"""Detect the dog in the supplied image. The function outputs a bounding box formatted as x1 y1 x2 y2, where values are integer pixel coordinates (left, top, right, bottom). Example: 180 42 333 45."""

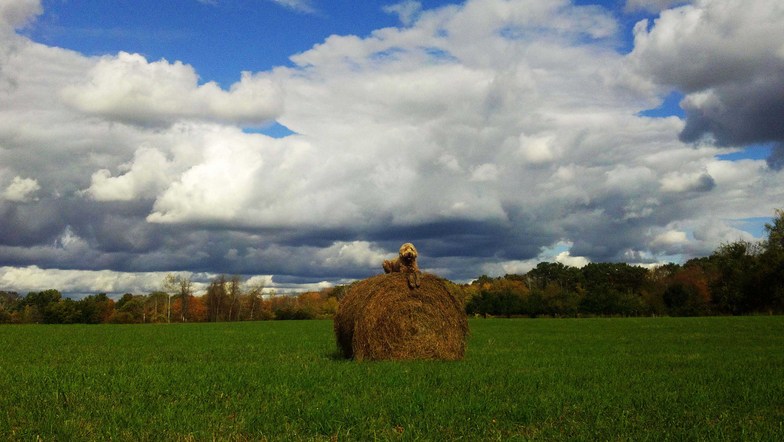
383 242 421 288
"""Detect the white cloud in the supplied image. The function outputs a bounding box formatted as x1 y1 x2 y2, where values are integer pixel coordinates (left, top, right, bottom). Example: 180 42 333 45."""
1 0 783 291
0 0 41 31
630 0 782 89
62 52 282 127
146 127 266 224
518 134 556 164
482 241 591 276
318 241 390 269
0 265 224 297
629 0 784 150
659 170 715 193
383 1 423 26
82 147 173 201
651 229 689 248
2 176 40 201
554 251 589 268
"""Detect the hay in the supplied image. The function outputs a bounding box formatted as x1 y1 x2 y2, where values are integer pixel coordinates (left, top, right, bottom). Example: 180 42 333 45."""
334 272 468 361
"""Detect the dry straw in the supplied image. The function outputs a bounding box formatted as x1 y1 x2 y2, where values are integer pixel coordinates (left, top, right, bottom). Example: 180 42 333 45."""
334 272 468 361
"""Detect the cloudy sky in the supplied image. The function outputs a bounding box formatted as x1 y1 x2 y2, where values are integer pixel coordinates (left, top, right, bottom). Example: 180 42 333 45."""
1 0 782 297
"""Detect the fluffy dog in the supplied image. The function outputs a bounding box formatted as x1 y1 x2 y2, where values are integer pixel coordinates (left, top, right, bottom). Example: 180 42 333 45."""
383 242 421 288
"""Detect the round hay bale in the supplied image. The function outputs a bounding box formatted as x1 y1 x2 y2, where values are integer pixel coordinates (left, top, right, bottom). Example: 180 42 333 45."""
334 272 468 361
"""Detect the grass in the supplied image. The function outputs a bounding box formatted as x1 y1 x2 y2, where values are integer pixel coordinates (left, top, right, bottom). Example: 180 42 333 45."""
1 317 783 440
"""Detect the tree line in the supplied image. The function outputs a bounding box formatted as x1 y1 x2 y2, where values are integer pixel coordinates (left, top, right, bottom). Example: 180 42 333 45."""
463 210 784 317
0 275 344 324
1 210 782 323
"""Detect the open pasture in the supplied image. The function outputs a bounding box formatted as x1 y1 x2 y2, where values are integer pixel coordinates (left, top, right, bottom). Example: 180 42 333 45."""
1 317 783 440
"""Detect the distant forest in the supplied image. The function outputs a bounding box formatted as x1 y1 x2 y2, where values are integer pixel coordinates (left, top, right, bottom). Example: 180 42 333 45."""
1 211 782 324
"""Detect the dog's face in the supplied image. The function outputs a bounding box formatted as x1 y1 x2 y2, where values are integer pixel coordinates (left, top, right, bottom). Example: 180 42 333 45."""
399 243 418 264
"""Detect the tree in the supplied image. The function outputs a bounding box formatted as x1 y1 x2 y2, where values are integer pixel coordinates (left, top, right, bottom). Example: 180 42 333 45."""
227 275 242 321
79 293 115 324
465 277 528 317
244 280 265 321
44 298 81 324
205 275 228 322
764 209 784 254
525 262 584 293
710 241 759 314
22 289 62 323
164 274 193 322
113 293 145 323
757 209 784 313
581 263 647 315
146 291 170 323
0 291 20 323
661 264 709 316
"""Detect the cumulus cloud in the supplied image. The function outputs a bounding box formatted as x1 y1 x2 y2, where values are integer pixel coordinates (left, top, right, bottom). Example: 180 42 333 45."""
659 170 715 193
384 1 423 26
82 147 173 201
317 241 390 269
2 176 40 202
0 265 170 296
650 229 689 254
1 0 783 295
0 0 41 32
630 0 784 164
62 52 282 127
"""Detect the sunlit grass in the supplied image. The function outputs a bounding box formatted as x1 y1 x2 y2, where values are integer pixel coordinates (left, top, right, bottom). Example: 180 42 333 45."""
1 317 782 440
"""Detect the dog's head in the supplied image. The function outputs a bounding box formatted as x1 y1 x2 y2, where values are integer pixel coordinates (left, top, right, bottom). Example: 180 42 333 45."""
398 242 418 264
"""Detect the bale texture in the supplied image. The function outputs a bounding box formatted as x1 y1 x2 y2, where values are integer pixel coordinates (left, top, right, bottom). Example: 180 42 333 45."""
334 272 468 361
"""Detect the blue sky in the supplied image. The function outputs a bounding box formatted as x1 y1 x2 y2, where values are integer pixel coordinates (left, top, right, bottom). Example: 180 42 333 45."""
27 0 461 86
1 0 782 296
30 1 688 136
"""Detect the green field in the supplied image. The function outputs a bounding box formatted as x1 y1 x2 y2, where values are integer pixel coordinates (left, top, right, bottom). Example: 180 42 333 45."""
1 317 783 441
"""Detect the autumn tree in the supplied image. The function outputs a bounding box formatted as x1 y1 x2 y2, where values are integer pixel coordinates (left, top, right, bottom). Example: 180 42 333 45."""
0 291 20 323
662 262 712 316
243 279 266 321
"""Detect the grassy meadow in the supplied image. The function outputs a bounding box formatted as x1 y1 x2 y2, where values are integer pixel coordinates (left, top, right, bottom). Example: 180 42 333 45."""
1 317 783 440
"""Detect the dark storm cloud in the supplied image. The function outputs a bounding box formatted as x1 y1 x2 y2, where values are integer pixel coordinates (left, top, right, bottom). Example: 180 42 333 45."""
679 76 784 149
630 0 784 166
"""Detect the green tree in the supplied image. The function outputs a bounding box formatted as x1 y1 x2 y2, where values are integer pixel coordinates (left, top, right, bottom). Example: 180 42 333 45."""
581 263 647 315
22 289 62 323
43 298 81 324
752 209 784 313
79 293 115 324
710 241 759 314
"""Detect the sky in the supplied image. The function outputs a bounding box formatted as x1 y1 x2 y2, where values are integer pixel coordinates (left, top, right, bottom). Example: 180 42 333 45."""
1 0 783 297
